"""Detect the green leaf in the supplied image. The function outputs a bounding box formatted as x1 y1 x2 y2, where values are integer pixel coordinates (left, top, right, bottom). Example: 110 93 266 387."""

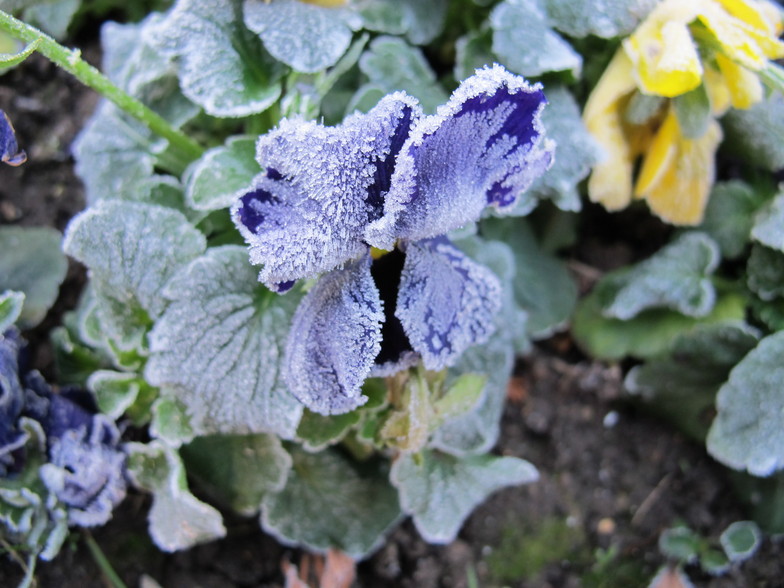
392 451 538 543
481 218 577 338
244 0 360 73
595 232 720 320
454 27 494 82
0 37 39 68
185 136 259 211
700 181 768 259
700 548 731 576
146 246 303 439
673 84 711 139
658 526 701 563
149 395 195 447
708 331 784 476
0 291 23 332
722 92 784 172
747 244 784 301
126 441 226 552
545 0 657 38
750 293 784 331
0 227 68 328
433 373 485 427
751 192 784 252
720 521 761 563
88 370 157 425
63 201 207 349
181 434 291 516
297 410 361 451
150 0 282 116
0 0 80 40
522 86 599 212
625 321 760 441
356 0 447 45
624 91 666 125
572 289 746 360
351 36 448 115
491 0 581 77
261 447 401 557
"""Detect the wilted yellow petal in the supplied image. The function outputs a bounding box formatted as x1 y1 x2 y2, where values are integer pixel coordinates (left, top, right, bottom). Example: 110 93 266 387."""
703 65 732 114
635 108 679 196
638 118 723 225
624 20 704 97
716 53 763 108
699 3 784 69
714 0 774 32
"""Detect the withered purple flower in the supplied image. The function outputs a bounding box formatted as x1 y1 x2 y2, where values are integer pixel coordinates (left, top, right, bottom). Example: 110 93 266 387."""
233 65 554 415
0 110 27 166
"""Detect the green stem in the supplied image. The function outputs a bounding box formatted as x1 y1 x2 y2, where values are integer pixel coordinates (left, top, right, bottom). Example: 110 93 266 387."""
83 532 128 588
760 62 784 96
0 10 204 164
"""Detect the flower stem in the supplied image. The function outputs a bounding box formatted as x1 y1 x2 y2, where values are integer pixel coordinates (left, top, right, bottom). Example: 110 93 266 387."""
83 531 128 588
0 10 204 164
760 62 784 96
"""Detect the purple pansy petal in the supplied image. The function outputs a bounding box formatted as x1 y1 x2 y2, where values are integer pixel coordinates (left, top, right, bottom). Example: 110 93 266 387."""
0 110 26 166
1 330 26 474
284 256 384 415
232 93 421 288
366 65 554 250
396 238 502 370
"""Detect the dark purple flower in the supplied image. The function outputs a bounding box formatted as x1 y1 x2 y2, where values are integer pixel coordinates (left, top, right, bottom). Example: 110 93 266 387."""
0 110 27 166
233 65 554 415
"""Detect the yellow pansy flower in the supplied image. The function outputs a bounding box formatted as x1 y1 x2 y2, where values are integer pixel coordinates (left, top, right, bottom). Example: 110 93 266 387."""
584 0 784 225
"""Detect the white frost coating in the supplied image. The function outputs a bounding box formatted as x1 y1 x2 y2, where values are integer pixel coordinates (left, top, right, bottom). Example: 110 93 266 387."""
232 92 421 288
284 257 384 415
62 201 206 321
396 239 502 371
145 0 281 117
146 246 303 439
391 451 538 543
707 331 784 476
545 0 658 38
491 0 582 77
600 232 720 320
751 192 784 252
185 136 259 211
365 64 555 250
126 441 226 552
244 0 360 73
261 447 401 558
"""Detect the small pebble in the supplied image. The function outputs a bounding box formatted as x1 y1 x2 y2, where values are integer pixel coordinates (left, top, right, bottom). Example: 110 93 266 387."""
597 517 616 535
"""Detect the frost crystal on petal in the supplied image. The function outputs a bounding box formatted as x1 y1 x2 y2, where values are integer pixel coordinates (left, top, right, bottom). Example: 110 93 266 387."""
285 257 384 415
396 239 502 370
366 65 554 250
232 93 421 288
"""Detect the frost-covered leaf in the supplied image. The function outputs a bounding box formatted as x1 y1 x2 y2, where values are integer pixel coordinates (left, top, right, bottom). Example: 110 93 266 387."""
244 0 360 73
673 84 712 140
720 521 761 563
63 201 206 349
481 218 577 338
747 244 784 301
0 291 23 332
625 322 760 441
391 450 538 543
350 36 448 115
708 331 784 476
595 233 720 320
0 226 67 328
545 0 657 38
0 0 79 40
518 86 598 213
355 0 447 45
126 441 226 551
88 370 157 425
658 527 701 563
296 409 361 452
148 0 282 116
751 192 784 252
261 447 400 557
149 395 195 448
723 92 784 172
181 434 291 516
750 294 784 331
433 374 485 427
573 290 746 360
491 0 581 77
700 181 769 259
146 246 303 439
454 28 494 82
185 136 258 211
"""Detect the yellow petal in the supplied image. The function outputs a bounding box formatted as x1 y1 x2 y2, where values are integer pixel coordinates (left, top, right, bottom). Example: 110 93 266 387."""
699 3 784 69
635 108 680 196
713 0 774 32
583 49 638 121
716 53 764 108
300 0 347 6
703 64 732 114
637 118 723 225
624 20 704 97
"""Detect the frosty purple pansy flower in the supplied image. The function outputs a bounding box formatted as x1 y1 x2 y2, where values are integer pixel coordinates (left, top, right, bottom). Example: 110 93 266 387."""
232 65 554 415
0 109 27 166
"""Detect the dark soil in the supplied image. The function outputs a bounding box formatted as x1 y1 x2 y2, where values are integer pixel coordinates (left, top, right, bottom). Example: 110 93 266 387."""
2 33 783 588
